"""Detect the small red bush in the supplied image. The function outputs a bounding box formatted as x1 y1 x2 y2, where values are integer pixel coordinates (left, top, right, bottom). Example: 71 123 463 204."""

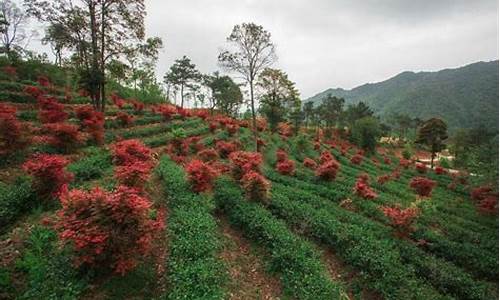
209 122 218 133
24 85 45 99
226 124 239 136
111 139 153 165
409 177 437 197
38 97 68 123
241 171 270 204
158 104 178 121
315 159 340 181
276 159 295 176
434 166 447 175
43 123 83 152
194 109 209 120
111 93 126 109
0 104 30 156
185 159 218 193
131 100 144 112
477 196 498 215
351 154 363 165
115 162 153 190
353 177 378 199
380 205 419 236
76 106 104 145
229 151 263 180
216 140 238 158
383 156 392 165
399 159 411 169
22 154 73 199
116 111 135 126
197 148 219 162
415 163 427 174
319 151 334 164
276 149 288 162
471 186 495 202
277 123 292 137
303 158 318 170
392 168 401 179
377 174 392 185
37 75 50 87
56 185 164 275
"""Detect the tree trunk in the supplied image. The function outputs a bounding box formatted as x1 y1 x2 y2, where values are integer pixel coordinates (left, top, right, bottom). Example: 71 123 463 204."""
250 79 258 151
99 1 107 112
89 1 101 111
180 84 184 108
431 152 435 169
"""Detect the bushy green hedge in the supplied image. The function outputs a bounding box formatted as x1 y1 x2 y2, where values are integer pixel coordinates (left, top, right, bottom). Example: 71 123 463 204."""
0 176 36 231
156 156 226 299
68 147 113 184
214 177 346 300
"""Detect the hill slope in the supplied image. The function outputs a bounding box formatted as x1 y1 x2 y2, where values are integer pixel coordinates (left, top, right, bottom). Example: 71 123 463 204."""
305 60 499 131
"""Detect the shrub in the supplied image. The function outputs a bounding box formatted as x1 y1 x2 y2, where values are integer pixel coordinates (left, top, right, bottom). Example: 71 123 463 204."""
471 186 495 202
215 140 238 158
229 151 263 180
197 148 219 162
76 106 104 145
380 205 420 236
383 156 392 165
409 177 437 197
111 139 153 166
55 185 164 275
158 104 177 121
391 169 401 179
0 103 30 156
277 123 292 137
38 97 68 123
350 154 363 165
209 122 218 133
276 149 288 162
241 171 270 204
111 93 126 108
185 159 218 193
303 158 318 170
399 159 411 169
37 75 50 87
24 85 45 99
116 111 134 126
377 174 392 185
42 123 83 152
319 151 334 164
477 196 498 215
131 100 144 112
315 159 340 181
114 162 153 190
22 154 73 200
353 175 377 199
226 124 239 136
434 166 447 175
415 163 427 173
276 159 295 176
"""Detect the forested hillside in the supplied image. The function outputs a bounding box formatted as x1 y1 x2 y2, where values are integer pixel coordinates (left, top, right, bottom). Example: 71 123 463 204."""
306 61 499 131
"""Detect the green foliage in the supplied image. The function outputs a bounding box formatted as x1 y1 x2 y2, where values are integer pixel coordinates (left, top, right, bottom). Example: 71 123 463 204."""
350 116 381 152
305 60 499 131
416 118 448 167
0 176 35 231
16 226 86 299
67 147 113 184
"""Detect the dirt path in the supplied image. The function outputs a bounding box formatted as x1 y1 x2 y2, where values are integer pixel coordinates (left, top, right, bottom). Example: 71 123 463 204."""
217 214 282 300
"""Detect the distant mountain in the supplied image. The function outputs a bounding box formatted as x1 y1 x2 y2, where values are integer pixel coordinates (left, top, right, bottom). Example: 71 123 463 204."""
305 61 499 131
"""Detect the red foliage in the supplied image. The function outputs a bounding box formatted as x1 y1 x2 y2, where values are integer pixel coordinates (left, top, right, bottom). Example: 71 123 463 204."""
111 93 126 109
114 162 153 190
314 141 321 151
2 65 17 77
185 159 218 193
116 111 135 126
315 159 340 181
257 138 266 151
409 177 437 197
42 123 83 152
351 154 363 165
276 149 288 162
477 196 498 215
391 169 401 180
131 100 144 112
0 104 30 156
256 118 267 132
194 109 209 120
209 122 218 133
377 174 392 185
471 186 495 202
278 123 293 137
303 158 318 170
380 205 420 235
241 171 270 203
24 85 45 99
76 106 104 145
158 104 178 121
415 163 427 173
353 176 378 199
216 140 238 158
226 124 239 136
22 154 73 199
55 185 164 275
111 139 153 166
383 156 392 165
434 166 447 175
38 97 68 123
183 136 204 154
229 151 263 180
176 107 191 118
197 148 219 162
399 159 411 169
276 159 295 176
319 151 334 164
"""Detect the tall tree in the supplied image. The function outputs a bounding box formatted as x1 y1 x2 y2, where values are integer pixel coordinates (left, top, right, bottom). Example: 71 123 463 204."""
351 116 381 153
25 0 147 112
415 118 448 168
317 94 344 130
303 101 314 128
205 72 243 116
343 102 373 127
257 68 300 132
164 56 200 108
218 23 277 150
0 0 32 58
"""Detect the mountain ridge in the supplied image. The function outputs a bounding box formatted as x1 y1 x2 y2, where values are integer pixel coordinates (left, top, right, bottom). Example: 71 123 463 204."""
305 60 499 131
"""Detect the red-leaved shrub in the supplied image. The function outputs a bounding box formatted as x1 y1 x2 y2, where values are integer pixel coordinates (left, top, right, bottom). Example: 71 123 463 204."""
319 151 334 164
43 123 83 152
22 154 73 199
38 97 68 123
116 111 135 126
303 158 318 170
76 106 105 145
114 162 153 190
111 139 153 166
197 148 219 162
55 185 164 275
111 93 126 109
276 159 295 176
0 103 30 156
353 173 377 199
351 154 363 165
434 166 447 175
380 205 419 236
209 122 218 133
399 159 411 169
415 163 427 173
241 171 270 204
131 100 144 112
377 174 392 185
315 159 340 181
37 75 50 87
409 177 437 197
158 104 177 121
229 151 263 180
24 85 45 99
216 140 238 158
185 159 218 193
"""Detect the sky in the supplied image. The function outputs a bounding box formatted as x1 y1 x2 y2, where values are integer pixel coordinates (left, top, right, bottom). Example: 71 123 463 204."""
27 0 499 99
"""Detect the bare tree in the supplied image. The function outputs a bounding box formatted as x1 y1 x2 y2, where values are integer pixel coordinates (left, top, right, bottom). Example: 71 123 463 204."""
218 23 277 150
0 0 32 57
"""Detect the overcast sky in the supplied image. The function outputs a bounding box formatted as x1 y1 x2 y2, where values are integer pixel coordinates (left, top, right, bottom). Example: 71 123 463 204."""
28 0 499 99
